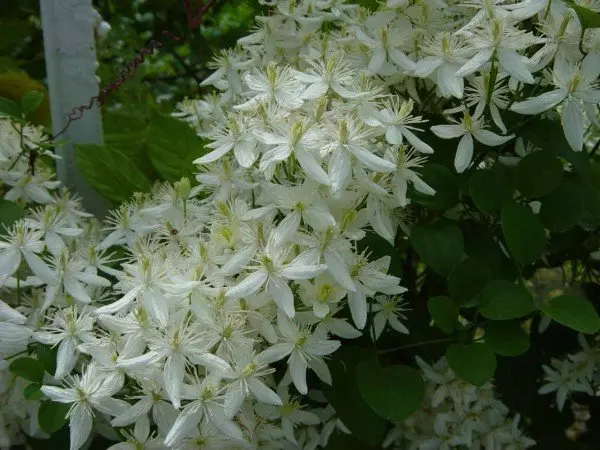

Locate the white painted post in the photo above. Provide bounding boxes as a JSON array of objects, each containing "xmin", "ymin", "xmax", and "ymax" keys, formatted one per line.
[{"xmin": 40, "ymin": 0, "xmax": 110, "ymax": 217}]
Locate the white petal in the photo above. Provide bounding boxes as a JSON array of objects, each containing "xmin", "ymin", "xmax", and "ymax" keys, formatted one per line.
[
  {"xmin": 40, "ymin": 386, "xmax": 77, "ymax": 403},
  {"xmin": 510, "ymin": 89, "xmax": 565, "ymax": 115},
  {"xmin": 256, "ymin": 343, "xmax": 294, "ymax": 365},
  {"xmin": 385, "ymin": 126, "xmax": 404, "ymax": 146},
  {"xmin": 93, "ymin": 285, "xmax": 142, "ymax": 316},
  {"xmin": 472, "ymin": 129, "xmax": 514, "ymax": 147},
  {"xmin": 164, "ymin": 402, "xmax": 202, "ymax": 447},
  {"xmin": 303, "ymin": 339, "xmax": 341, "ymax": 356},
  {"xmin": 55, "ymin": 338, "xmax": 78, "ymax": 379},
  {"xmin": 455, "ymin": 49, "xmax": 493, "ymax": 77},
  {"xmin": 233, "ymin": 141, "xmax": 258, "ymax": 168},
  {"xmin": 289, "ymin": 351, "xmax": 308, "ymax": 394},
  {"xmin": 431, "ymin": 125, "xmax": 465, "ymax": 139},
  {"xmin": 116, "ymin": 352, "xmax": 160, "ymax": 370},
  {"xmin": 164, "ymin": 354, "xmax": 185, "ymax": 410},
  {"xmin": 248, "ymin": 378, "xmax": 282, "ymax": 405},
  {"xmin": 562, "ymin": 98, "xmax": 585, "ymax": 151},
  {"xmin": 324, "ymin": 250, "xmax": 355, "ymax": 292},
  {"xmin": 281, "ymin": 260, "xmax": 326, "ymax": 280},
  {"xmin": 401, "ymin": 128, "xmax": 434, "ymax": 154},
  {"xmin": 300, "ymin": 82, "xmax": 329, "ymax": 99},
  {"xmin": 368, "ymin": 48, "xmax": 386, "ymax": 74},
  {"xmin": 69, "ymin": 404, "xmax": 93, "ymax": 450},
  {"xmin": 0, "ymin": 249, "xmax": 20, "ymax": 277},
  {"xmin": 328, "ymin": 148, "xmax": 351, "ymax": 193},
  {"xmin": 350, "ymin": 145, "xmax": 396, "ymax": 172},
  {"xmin": 267, "ymin": 277, "xmax": 295, "ymax": 318},
  {"xmin": 455, "ymin": 134, "xmax": 473, "ymax": 173},
  {"xmin": 191, "ymin": 352, "xmax": 233, "ymax": 374},
  {"xmin": 220, "ymin": 246, "xmax": 256, "ymax": 277},
  {"xmin": 313, "ymin": 301, "xmax": 330, "ymax": 318},
  {"xmin": 143, "ymin": 288, "xmax": 169, "ymax": 327},
  {"xmin": 273, "ymin": 212, "xmax": 301, "ymax": 245},
  {"xmin": 498, "ymin": 49, "xmax": 534, "ymax": 84},
  {"xmin": 348, "ymin": 289, "xmax": 367, "ymax": 329},
  {"xmin": 307, "ymin": 356, "xmax": 332, "ymax": 384},
  {"xmin": 226, "ymin": 270, "xmax": 268, "ymax": 299},
  {"xmin": 326, "ymin": 319, "xmax": 362, "ymax": 339},
  {"xmin": 295, "ymin": 148, "xmax": 330, "ymax": 185},
  {"xmin": 111, "ymin": 398, "xmax": 153, "ymax": 427},
  {"xmin": 64, "ymin": 277, "xmax": 92, "ymax": 304},
  {"xmin": 208, "ymin": 406, "xmax": 244, "ymax": 440},
  {"xmin": 22, "ymin": 251, "xmax": 55, "ymax": 285},
  {"xmin": 388, "ymin": 48, "xmax": 416, "ymax": 71}
]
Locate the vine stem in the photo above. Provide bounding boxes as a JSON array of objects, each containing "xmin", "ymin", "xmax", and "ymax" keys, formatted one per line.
[{"xmin": 378, "ymin": 337, "xmax": 456, "ymax": 354}]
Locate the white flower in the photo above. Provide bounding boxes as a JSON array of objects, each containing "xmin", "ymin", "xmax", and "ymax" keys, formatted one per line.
[
  {"xmin": 255, "ymin": 119, "xmax": 330, "ymax": 185},
  {"xmin": 33, "ymin": 306, "xmax": 95, "ymax": 379},
  {"xmin": 193, "ymin": 116, "xmax": 259, "ymax": 168},
  {"xmin": 237, "ymin": 63, "xmax": 304, "ymax": 110},
  {"xmin": 107, "ymin": 419, "xmax": 164, "ymax": 450},
  {"xmin": 510, "ymin": 53, "xmax": 600, "ymax": 151},
  {"xmin": 363, "ymin": 98, "xmax": 434, "ymax": 154},
  {"xmin": 431, "ymin": 112, "xmax": 514, "ymax": 173},
  {"xmin": 356, "ymin": 23, "xmax": 416, "ymax": 75},
  {"xmin": 257, "ymin": 313, "xmax": 340, "ymax": 394},
  {"xmin": 226, "ymin": 232, "xmax": 326, "ymax": 317},
  {"xmin": 255, "ymin": 383, "xmax": 320, "ymax": 444},
  {"xmin": 0, "ymin": 220, "xmax": 45, "ymax": 278},
  {"xmin": 41, "ymin": 364, "xmax": 128, "ymax": 450},
  {"xmin": 455, "ymin": 17, "xmax": 542, "ymax": 84},
  {"xmin": 294, "ymin": 57, "xmax": 358, "ymax": 99},
  {"xmin": 385, "ymin": 147, "xmax": 435, "ymax": 207},
  {"xmin": 164, "ymin": 373, "xmax": 243, "ymax": 447},
  {"xmin": 323, "ymin": 118, "xmax": 395, "ymax": 193},
  {"xmin": 415, "ymin": 32, "xmax": 471, "ymax": 98},
  {"xmin": 370, "ymin": 295, "xmax": 409, "ymax": 340}
]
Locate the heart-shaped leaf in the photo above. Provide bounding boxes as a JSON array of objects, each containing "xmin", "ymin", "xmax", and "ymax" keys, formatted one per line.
[{"xmin": 356, "ymin": 360, "xmax": 425, "ymax": 423}]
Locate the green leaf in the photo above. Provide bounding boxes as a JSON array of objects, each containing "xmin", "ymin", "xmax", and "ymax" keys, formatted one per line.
[
  {"xmin": 324, "ymin": 347, "xmax": 387, "ymax": 446},
  {"xmin": 9, "ymin": 357, "xmax": 45, "ymax": 383},
  {"xmin": 516, "ymin": 150, "xmax": 563, "ymax": 198},
  {"xmin": 485, "ymin": 321, "xmax": 530, "ymax": 356},
  {"xmin": 409, "ymin": 164, "xmax": 459, "ymax": 211},
  {"xmin": 38, "ymin": 401, "xmax": 70, "ymax": 434},
  {"xmin": 20, "ymin": 91, "xmax": 44, "ymax": 115},
  {"xmin": 540, "ymin": 295, "xmax": 600, "ymax": 334},
  {"xmin": 356, "ymin": 360, "xmax": 425, "ymax": 422},
  {"xmin": 447, "ymin": 258, "xmax": 491, "ymax": 305},
  {"xmin": 539, "ymin": 182, "xmax": 584, "ymax": 232},
  {"xmin": 566, "ymin": 1, "xmax": 600, "ymax": 28},
  {"xmin": 464, "ymin": 230, "xmax": 518, "ymax": 281},
  {"xmin": 0, "ymin": 199, "xmax": 23, "ymax": 234},
  {"xmin": 579, "ymin": 182, "xmax": 600, "ymax": 227},
  {"xmin": 36, "ymin": 344, "xmax": 57, "ymax": 376},
  {"xmin": 410, "ymin": 220, "xmax": 464, "ymax": 276},
  {"xmin": 479, "ymin": 280, "xmax": 536, "ymax": 320},
  {"xmin": 501, "ymin": 201, "xmax": 546, "ymax": 265},
  {"xmin": 427, "ymin": 296, "xmax": 458, "ymax": 333},
  {"xmin": 74, "ymin": 144, "xmax": 152, "ymax": 203},
  {"xmin": 0, "ymin": 96, "xmax": 22, "ymax": 119},
  {"xmin": 446, "ymin": 342, "xmax": 497, "ymax": 386},
  {"xmin": 24, "ymin": 383, "xmax": 43, "ymax": 400},
  {"xmin": 147, "ymin": 110, "xmax": 208, "ymax": 182},
  {"xmin": 469, "ymin": 165, "xmax": 513, "ymax": 213}
]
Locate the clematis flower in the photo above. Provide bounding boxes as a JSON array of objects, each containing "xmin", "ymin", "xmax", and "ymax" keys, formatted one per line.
[{"xmin": 431, "ymin": 112, "xmax": 514, "ymax": 173}]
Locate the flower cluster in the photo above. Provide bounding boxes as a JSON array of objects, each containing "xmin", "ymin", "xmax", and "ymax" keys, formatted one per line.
[
  {"xmin": 0, "ymin": 117, "xmax": 60, "ymax": 205},
  {"xmin": 538, "ymin": 334, "xmax": 600, "ymax": 411},
  {"xmin": 1, "ymin": 0, "xmax": 599, "ymax": 447},
  {"xmin": 384, "ymin": 357, "xmax": 536, "ymax": 449}
]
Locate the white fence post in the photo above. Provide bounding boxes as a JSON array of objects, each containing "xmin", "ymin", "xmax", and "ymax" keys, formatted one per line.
[{"xmin": 40, "ymin": 0, "xmax": 110, "ymax": 217}]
